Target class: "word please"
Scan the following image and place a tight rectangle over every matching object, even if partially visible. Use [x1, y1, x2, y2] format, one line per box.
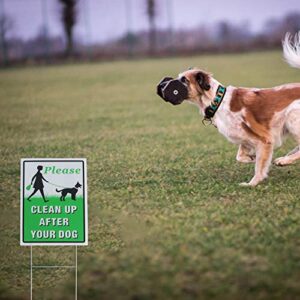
[44, 166, 81, 175]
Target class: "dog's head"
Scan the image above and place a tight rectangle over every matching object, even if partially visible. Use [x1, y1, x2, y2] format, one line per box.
[157, 69, 212, 105]
[75, 182, 82, 188]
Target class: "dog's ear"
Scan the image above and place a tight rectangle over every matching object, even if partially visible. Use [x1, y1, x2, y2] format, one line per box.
[196, 72, 211, 91]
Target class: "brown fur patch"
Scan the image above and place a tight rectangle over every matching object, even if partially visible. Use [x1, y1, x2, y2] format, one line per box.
[231, 84, 300, 143]
[231, 85, 300, 126]
[241, 122, 269, 144]
[242, 112, 271, 144]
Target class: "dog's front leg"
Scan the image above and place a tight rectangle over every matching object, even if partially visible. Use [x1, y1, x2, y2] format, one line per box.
[236, 144, 255, 163]
[240, 142, 273, 187]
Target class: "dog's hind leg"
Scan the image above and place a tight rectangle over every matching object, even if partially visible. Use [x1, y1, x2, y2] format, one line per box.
[274, 146, 300, 166]
[286, 146, 300, 156]
[274, 105, 300, 166]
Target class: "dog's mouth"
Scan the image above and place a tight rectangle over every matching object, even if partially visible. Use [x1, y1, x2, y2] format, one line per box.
[157, 77, 188, 105]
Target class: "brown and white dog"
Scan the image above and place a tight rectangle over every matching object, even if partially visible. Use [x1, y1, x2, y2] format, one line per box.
[176, 33, 300, 186]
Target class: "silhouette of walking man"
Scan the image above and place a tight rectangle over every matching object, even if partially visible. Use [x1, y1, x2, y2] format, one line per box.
[28, 165, 49, 202]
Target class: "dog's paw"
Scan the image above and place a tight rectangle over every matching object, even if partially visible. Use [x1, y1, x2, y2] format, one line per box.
[274, 157, 292, 166]
[239, 179, 262, 187]
[236, 155, 255, 163]
[240, 176, 267, 187]
[239, 182, 252, 187]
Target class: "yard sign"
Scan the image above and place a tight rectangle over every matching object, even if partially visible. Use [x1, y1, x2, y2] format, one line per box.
[20, 158, 88, 246]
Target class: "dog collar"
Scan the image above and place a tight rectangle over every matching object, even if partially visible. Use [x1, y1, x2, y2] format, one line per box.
[203, 85, 226, 124]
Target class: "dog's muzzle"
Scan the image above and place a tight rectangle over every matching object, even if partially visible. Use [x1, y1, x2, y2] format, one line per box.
[156, 77, 188, 105]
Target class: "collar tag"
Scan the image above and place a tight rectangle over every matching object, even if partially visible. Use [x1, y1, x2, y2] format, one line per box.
[202, 118, 212, 126]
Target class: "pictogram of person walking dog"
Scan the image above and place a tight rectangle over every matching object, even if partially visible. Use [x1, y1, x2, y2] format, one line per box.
[27, 165, 82, 202]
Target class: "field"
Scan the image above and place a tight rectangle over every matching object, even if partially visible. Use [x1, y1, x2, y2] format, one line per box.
[0, 51, 300, 300]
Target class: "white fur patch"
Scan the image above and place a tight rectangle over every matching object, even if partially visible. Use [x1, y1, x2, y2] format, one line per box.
[283, 32, 300, 68]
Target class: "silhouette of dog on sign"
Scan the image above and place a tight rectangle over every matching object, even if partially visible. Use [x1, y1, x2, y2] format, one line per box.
[56, 182, 82, 201]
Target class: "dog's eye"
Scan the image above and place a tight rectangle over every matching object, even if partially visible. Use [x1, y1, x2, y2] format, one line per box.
[180, 76, 188, 84]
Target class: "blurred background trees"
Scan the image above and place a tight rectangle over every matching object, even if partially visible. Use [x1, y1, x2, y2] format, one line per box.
[0, 0, 299, 66]
[0, 12, 13, 65]
[146, 0, 157, 55]
[59, 0, 77, 56]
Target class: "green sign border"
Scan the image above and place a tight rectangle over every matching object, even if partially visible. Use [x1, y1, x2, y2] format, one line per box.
[20, 158, 88, 246]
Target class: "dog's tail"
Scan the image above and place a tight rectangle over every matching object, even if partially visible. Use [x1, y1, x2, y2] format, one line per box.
[282, 32, 300, 69]
[56, 188, 63, 192]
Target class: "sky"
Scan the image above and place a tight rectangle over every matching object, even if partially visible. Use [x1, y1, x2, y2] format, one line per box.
[2, 0, 300, 44]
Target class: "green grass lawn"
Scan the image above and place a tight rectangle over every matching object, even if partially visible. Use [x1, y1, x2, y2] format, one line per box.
[0, 51, 300, 300]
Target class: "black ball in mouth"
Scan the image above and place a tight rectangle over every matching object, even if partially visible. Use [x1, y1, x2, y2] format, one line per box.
[167, 95, 184, 105]
[156, 77, 188, 105]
